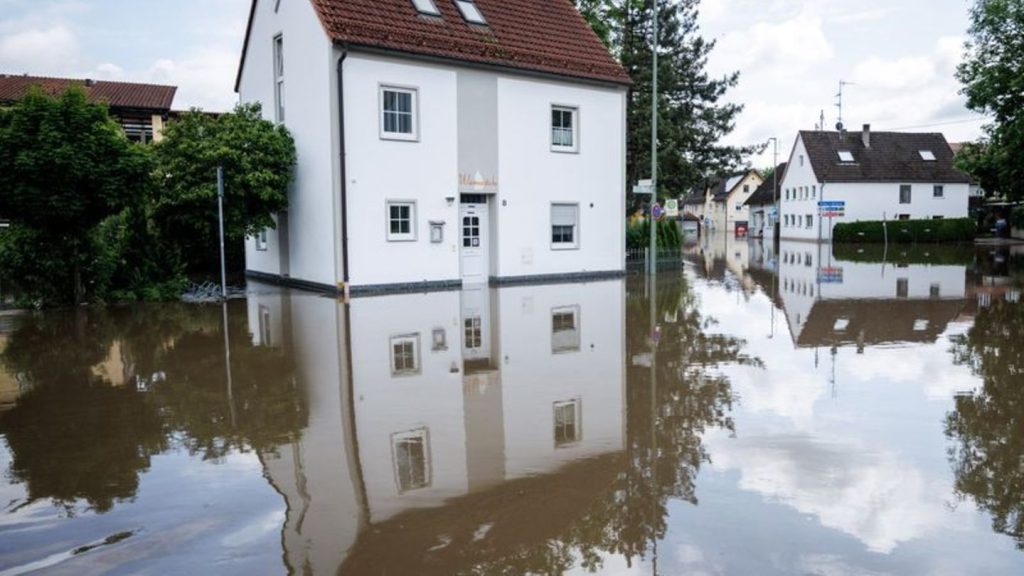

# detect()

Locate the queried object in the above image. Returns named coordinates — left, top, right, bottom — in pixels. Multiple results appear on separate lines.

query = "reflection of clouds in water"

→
left=706, top=433, right=961, bottom=553
left=673, top=542, right=726, bottom=576
left=797, top=553, right=893, bottom=576
left=565, top=551, right=651, bottom=576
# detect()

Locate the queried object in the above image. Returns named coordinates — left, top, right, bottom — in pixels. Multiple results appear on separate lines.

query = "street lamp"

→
left=766, top=137, right=779, bottom=240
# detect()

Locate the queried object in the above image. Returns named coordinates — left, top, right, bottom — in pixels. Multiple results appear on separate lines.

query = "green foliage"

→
left=626, top=218, right=681, bottom=249
left=153, top=103, right=295, bottom=273
left=832, top=218, right=976, bottom=243
left=831, top=243, right=976, bottom=266
left=956, top=0, right=1024, bottom=200
left=0, top=87, right=154, bottom=305
left=572, top=0, right=615, bottom=46
left=1010, top=206, right=1024, bottom=229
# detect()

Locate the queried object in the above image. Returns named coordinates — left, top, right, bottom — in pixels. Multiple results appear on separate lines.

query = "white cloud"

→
left=142, top=47, right=239, bottom=111
left=852, top=56, right=937, bottom=90
left=715, top=10, right=834, bottom=72
left=0, top=25, right=80, bottom=73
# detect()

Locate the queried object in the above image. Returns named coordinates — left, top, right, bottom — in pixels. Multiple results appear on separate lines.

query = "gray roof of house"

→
left=745, top=162, right=787, bottom=206
left=800, top=130, right=971, bottom=184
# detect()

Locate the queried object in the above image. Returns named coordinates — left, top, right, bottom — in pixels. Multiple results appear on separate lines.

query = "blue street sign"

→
left=817, top=200, right=846, bottom=208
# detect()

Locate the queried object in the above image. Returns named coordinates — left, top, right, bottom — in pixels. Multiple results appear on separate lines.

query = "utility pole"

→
left=648, top=0, right=659, bottom=276
left=767, top=137, right=778, bottom=239
left=217, top=166, right=228, bottom=300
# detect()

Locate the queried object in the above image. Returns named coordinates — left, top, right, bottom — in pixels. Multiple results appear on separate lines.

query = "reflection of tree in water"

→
left=0, top=310, right=167, bottom=513
left=460, top=275, right=758, bottom=574
left=947, top=300, right=1024, bottom=548
left=0, top=302, right=306, bottom=512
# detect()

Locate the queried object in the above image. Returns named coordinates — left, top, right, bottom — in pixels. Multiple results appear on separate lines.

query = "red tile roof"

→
left=238, top=0, right=630, bottom=88
left=0, top=75, right=176, bottom=112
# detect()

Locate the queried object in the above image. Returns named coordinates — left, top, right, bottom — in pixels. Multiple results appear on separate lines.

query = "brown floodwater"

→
left=1, top=239, right=1024, bottom=575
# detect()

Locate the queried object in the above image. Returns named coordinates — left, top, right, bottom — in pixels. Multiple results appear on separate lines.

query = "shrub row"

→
left=627, top=219, right=681, bottom=249
left=833, top=218, right=976, bottom=244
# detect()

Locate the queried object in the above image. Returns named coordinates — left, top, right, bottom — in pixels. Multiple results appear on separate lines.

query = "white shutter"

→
left=551, top=204, right=577, bottom=226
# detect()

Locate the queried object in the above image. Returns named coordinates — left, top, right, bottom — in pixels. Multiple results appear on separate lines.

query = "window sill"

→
left=380, top=133, right=419, bottom=143
left=551, top=244, right=580, bottom=251
left=386, top=237, right=418, bottom=243
left=550, top=146, right=579, bottom=154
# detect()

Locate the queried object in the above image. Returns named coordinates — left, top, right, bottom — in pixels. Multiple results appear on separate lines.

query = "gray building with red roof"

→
left=237, top=0, right=629, bottom=293
left=0, top=74, right=177, bottom=143
left=779, top=125, right=972, bottom=241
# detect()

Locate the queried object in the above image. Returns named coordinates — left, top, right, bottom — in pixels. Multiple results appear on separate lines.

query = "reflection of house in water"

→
left=686, top=234, right=757, bottom=293
left=0, top=312, right=22, bottom=411
left=776, top=241, right=968, bottom=348
left=248, top=280, right=625, bottom=574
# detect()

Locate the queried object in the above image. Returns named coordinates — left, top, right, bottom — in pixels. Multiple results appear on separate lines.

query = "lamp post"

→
left=648, top=0, right=659, bottom=276
left=766, top=137, right=778, bottom=239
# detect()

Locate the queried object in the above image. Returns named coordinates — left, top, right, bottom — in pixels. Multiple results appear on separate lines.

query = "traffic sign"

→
left=633, top=179, right=654, bottom=195
left=817, top=200, right=846, bottom=208
left=651, top=202, right=664, bottom=220
left=665, top=199, right=679, bottom=217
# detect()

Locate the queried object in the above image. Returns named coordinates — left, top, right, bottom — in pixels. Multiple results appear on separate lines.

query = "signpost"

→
left=664, top=198, right=679, bottom=218
left=633, top=179, right=653, bottom=196
left=818, top=200, right=845, bottom=242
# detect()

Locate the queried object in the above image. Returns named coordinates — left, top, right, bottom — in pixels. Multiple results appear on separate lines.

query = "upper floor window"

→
left=390, top=334, right=421, bottom=376
left=933, top=185, right=944, bottom=198
left=551, top=203, right=579, bottom=249
left=551, top=106, right=578, bottom=152
left=256, top=229, right=268, bottom=251
left=552, top=306, right=580, bottom=353
left=899, top=184, right=912, bottom=204
left=411, top=0, right=441, bottom=16
left=455, top=0, right=487, bottom=25
left=380, top=86, right=418, bottom=141
left=273, top=35, right=285, bottom=123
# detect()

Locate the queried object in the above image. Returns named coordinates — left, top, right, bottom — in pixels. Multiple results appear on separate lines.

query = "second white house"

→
left=236, top=0, right=630, bottom=293
left=780, top=125, right=972, bottom=241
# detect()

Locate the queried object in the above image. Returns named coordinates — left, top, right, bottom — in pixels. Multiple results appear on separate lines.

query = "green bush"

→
left=627, top=219, right=681, bottom=249
left=833, top=218, right=976, bottom=244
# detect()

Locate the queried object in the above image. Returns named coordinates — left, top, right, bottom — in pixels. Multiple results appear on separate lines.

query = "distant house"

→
left=745, top=162, right=787, bottom=239
left=236, top=0, right=630, bottom=293
left=0, top=74, right=177, bottom=143
left=780, top=125, right=972, bottom=241
left=707, top=170, right=763, bottom=234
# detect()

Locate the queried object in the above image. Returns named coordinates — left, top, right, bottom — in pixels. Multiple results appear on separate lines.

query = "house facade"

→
left=745, top=162, right=786, bottom=239
left=0, top=74, right=177, bottom=143
left=779, top=126, right=972, bottom=242
left=708, top=170, right=763, bottom=234
left=237, top=0, right=630, bottom=294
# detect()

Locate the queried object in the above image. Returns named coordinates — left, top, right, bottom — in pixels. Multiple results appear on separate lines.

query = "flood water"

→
left=1, top=238, right=1023, bottom=575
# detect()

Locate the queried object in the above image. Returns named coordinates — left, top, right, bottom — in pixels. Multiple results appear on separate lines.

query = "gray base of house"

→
left=245, top=269, right=626, bottom=297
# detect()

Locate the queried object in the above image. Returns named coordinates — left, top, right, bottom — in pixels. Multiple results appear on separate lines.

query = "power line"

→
left=881, top=117, right=989, bottom=131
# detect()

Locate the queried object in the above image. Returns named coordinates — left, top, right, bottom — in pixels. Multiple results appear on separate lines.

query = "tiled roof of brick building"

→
left=0, top=75, right=176, bottom=112
left=238, top=0, right=630, bottom=88
left=800, top=130, right=972, bottom=184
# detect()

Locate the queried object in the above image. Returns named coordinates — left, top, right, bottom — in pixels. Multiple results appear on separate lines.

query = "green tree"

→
left=153, top=103, right=295, bottom=273
left=573, top=0, right=616, bottom=47
left=0, top=88, right=152, bottom=305
left=956, top=0, right=1024, bottom=200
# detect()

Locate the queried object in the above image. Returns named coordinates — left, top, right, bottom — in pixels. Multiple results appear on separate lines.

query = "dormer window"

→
left=837, top=150, right=854, bottom=162
left=919, top=150, right=936, bottom=161
left=455, top=0, right=486, bottom=25
left=412, top=0, right=441, bottom=16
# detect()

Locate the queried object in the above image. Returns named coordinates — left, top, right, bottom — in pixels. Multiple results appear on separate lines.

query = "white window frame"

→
left=550, top=202, right=580, bottom=250
left=551, top=305, right=581, bottom=354
left=899, top=184, right=912, bottom=204
left=386, top=200, right=417, bottom=242
left=411, top=0, right=441, bottom=16
left=553, top=399, right=582, bottom=447
left=391, top=428, right=431, bottom=493
left=389, top=333, right=421, bottom=376
left=455, top=0, right=487, bottom=25
left=273, top=34, right=285, bottom=123
left=837, top=150, right=855, bottom=162
left=379, top=85, right=419, bottom=141
left=256, top=229, right=269, bottom=251
left=933, top=185, right=944, bottom=198
left=551, top=105, right=579, bottom=153
left=919, top=150, right=936, bottom=161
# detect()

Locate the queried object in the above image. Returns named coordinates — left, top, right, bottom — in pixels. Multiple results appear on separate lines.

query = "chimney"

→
left=85, top=78, right=95, bottom=87
left=862, top=124, right=871, bottom=148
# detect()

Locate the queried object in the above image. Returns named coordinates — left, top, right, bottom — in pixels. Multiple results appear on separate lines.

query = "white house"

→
left=779, top=126, right=972, bottom=241
left=745, top=162, right=786, bottom=239
left=680, top=169, right=762, bottom=235
left=236, top=0, right=630, bottom=294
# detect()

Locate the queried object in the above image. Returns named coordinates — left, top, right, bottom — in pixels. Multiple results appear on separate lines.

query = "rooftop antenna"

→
left=819, top=110, right=825, bottom=131
left=835, top=80, right=855, bottom=133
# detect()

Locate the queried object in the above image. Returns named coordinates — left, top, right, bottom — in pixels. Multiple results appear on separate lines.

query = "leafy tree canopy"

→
left=956, top=0, right=1024, bottom=200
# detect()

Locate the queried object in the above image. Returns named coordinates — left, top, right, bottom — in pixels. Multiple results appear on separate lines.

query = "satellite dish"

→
left=835, top=121, right=844, bottom=132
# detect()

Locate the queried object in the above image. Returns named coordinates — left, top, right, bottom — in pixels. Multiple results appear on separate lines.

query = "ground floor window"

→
left=387, top=201, right=416, bottom=241
left=256, top=230, right=268, bottom=251
left=805, top=215, right=813, bottom=228
left=898, top=214, right=911, bottom=221
left=553, top=400, right=581, bottom=447
left=551, top=305, right=580, bottom=353
left=551, top=203, right=579, bottom=249
left=392, top=429, right=430, bottom=492
left=390, top=334, right=420, bottom=376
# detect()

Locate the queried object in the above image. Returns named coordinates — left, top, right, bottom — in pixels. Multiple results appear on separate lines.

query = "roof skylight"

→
left=919, top=150, right=936, bottom=161
left=837, top=150, right=855, bottom=162
left=455, top=0, right=487, bottom=25
left=412, top=0, right=441, bottom=16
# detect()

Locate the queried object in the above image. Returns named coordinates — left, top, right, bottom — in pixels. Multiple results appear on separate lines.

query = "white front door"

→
left=460, top=196, right=489, bottom=284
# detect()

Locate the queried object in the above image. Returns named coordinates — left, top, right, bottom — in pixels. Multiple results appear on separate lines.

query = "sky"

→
left=0, top=0, right=987, bottom=169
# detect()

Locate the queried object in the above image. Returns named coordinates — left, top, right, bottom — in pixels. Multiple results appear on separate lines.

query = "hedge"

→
left=627, top=219, right=681, bottom=249
left=832, top=218, right=976, bottom=243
